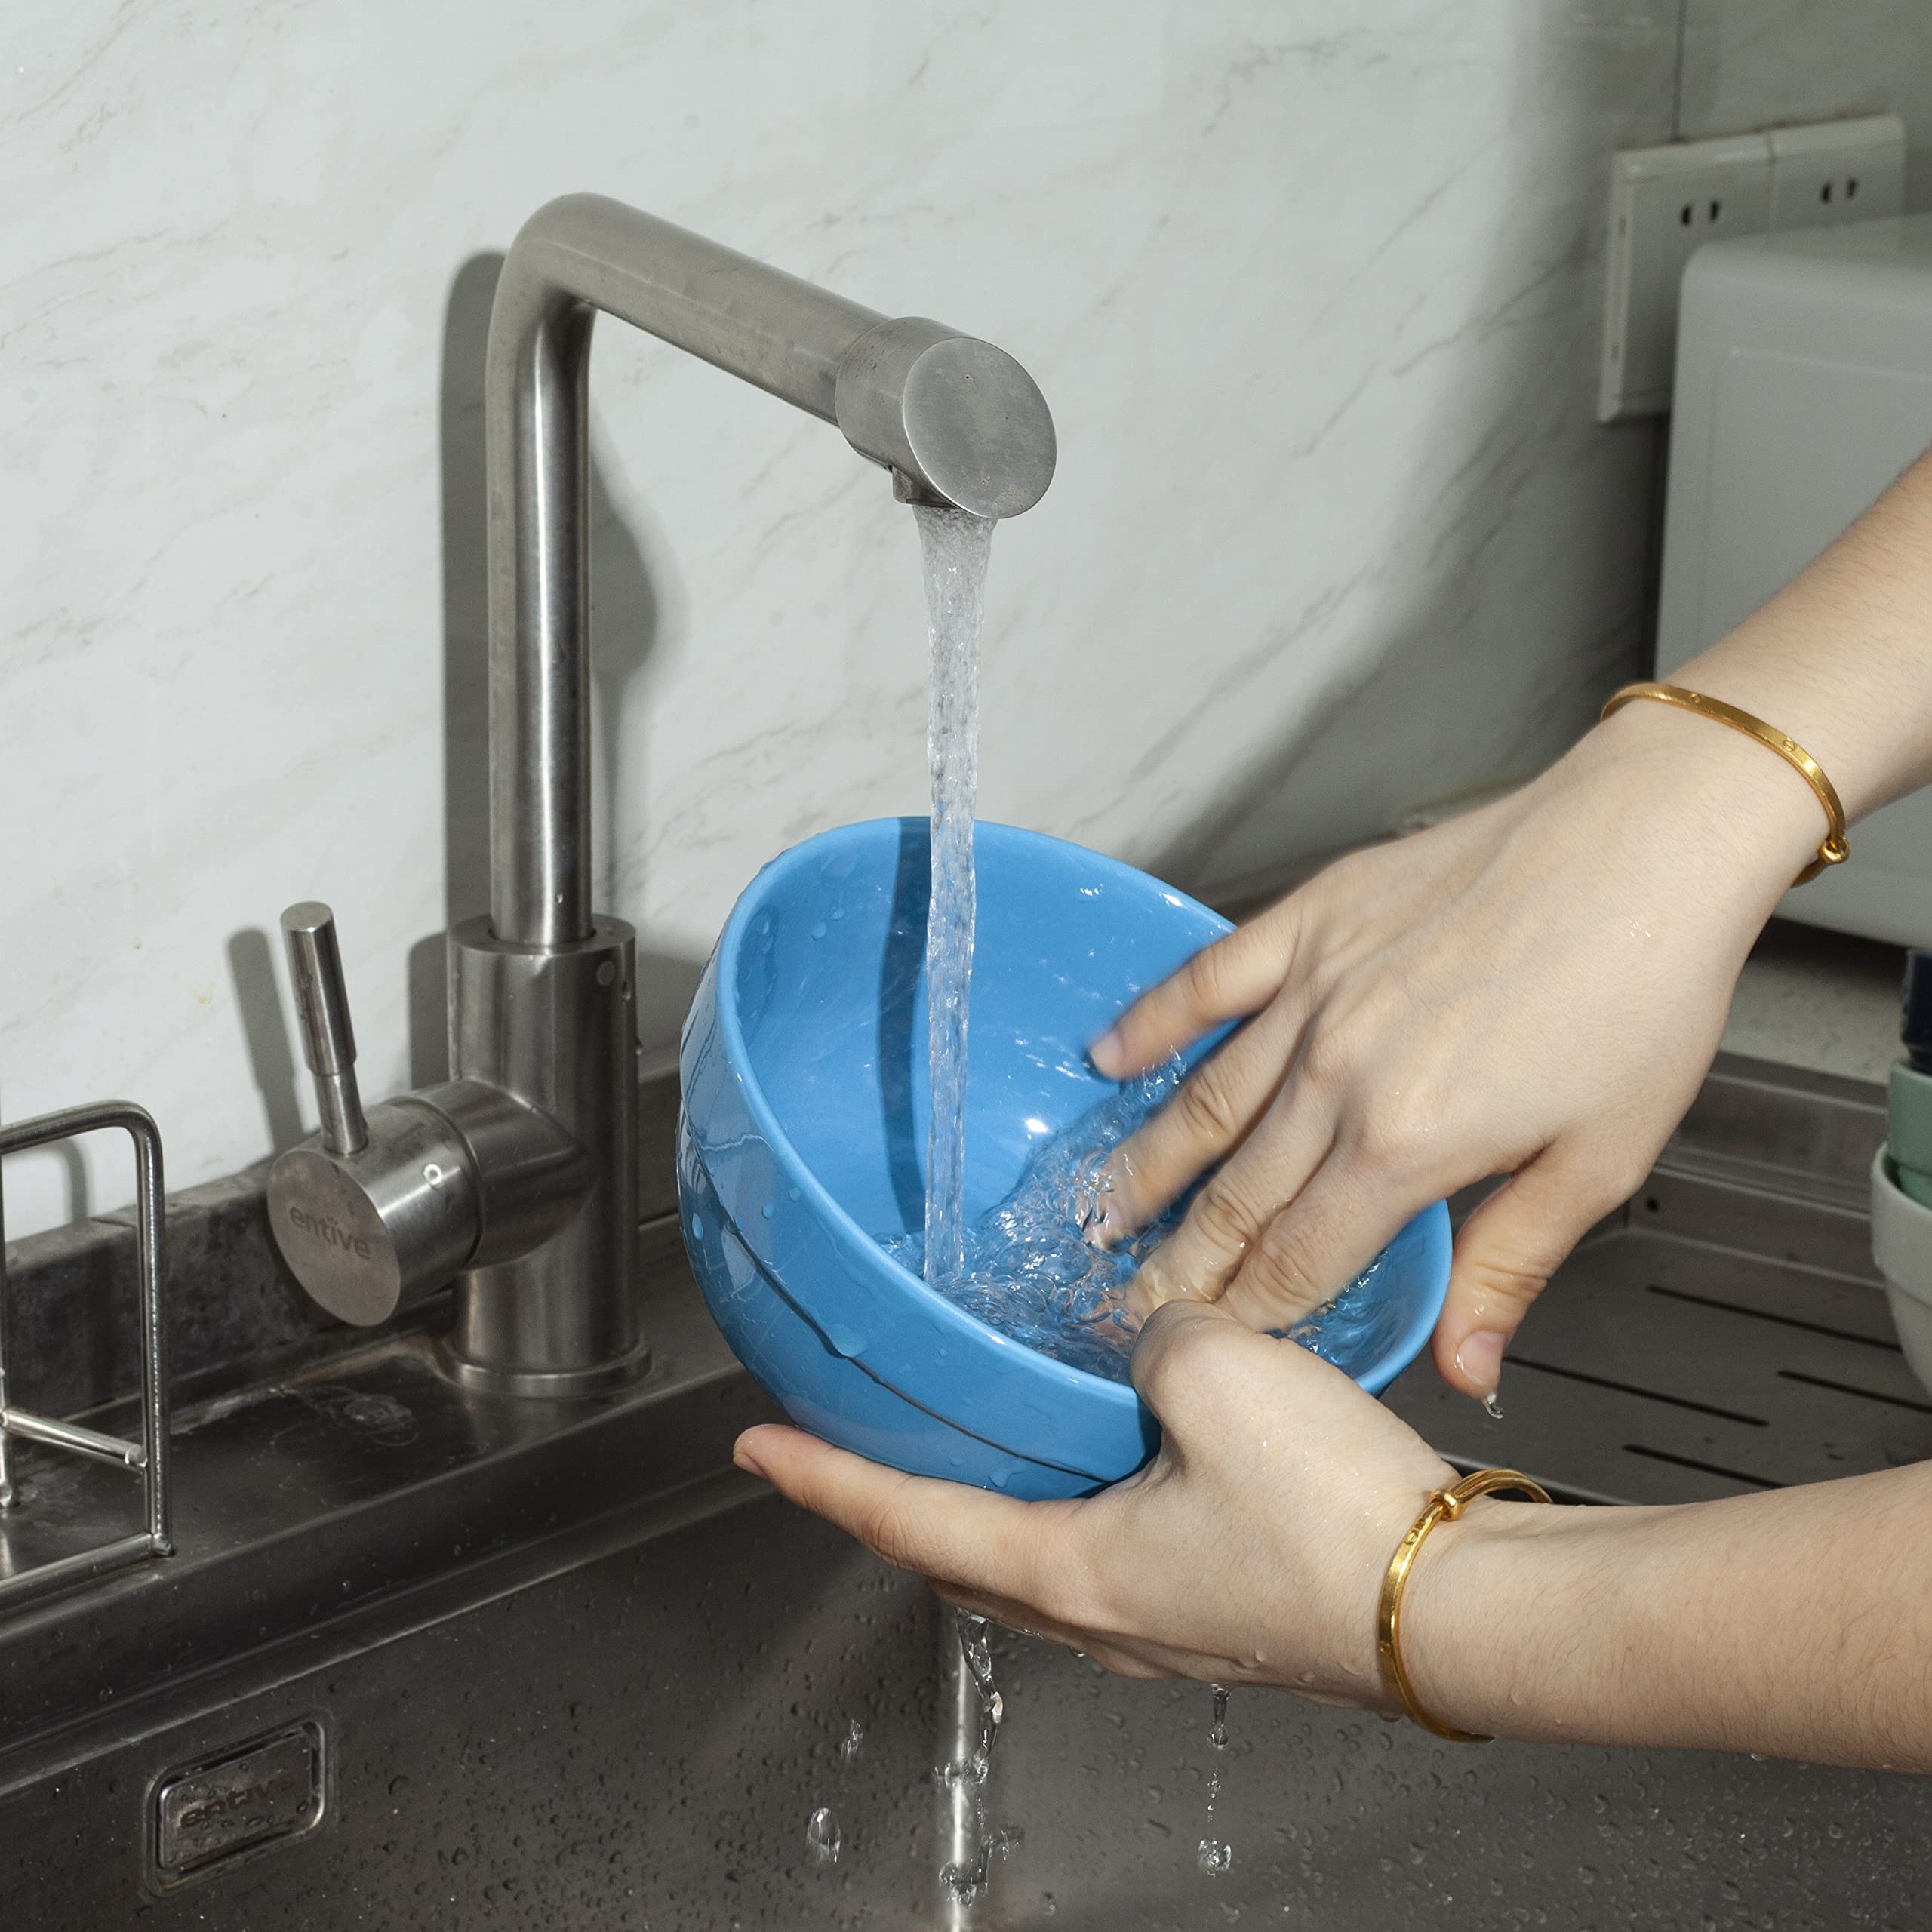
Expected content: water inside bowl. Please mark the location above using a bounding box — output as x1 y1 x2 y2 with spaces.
732 820 1226 1251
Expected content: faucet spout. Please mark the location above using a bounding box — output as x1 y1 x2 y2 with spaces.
484 192 1055 947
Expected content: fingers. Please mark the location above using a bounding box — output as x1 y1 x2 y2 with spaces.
1125 1079 1334 1319
1431 1144 1636 1397
1219 1158 1414 1335
734 1425 1069 1599
1089 903 1300 1081
1093 999 1305 1242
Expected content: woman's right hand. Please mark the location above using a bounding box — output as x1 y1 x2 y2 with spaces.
1088 698 1826 1398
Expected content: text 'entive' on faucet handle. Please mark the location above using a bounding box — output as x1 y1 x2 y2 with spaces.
280 902 368 1156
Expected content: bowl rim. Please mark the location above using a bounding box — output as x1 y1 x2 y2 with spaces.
706 815 1447 1418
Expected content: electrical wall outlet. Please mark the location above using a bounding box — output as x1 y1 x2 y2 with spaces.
1767 115 1905 234
1597 113 1906 423
1598 134 1773 421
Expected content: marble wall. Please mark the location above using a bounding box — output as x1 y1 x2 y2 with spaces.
0 2 1897 1232
1680 0 1932 199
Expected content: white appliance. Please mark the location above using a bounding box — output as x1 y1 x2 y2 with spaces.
1657 213 1932 947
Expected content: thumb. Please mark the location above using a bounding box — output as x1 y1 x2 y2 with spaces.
1432 1146 1615 1399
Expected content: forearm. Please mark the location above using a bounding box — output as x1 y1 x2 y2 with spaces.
1402 1466 1932 1768
1667 443 1932 826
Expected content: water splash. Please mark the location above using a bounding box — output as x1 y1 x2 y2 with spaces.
884 1059 1190 1377
882 1078 1396 1384
937 1611 1019 1906
915 503 996 1289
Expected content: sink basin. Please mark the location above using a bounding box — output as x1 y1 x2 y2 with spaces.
12 1481 1921 1929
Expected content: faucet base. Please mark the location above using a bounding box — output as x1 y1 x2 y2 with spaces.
448 914 644 1389
436 1337 653 1399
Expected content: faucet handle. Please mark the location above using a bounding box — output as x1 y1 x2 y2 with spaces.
280 901 368 1156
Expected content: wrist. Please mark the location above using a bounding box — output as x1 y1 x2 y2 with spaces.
1558 697 1828 917
1386 1493 1583 1741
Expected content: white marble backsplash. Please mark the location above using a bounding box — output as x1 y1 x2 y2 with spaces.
1680 0 1932 202
0 2 1881 1232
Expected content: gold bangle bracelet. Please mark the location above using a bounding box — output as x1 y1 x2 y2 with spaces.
1599 680 1850 887
1377 1467 1552 1744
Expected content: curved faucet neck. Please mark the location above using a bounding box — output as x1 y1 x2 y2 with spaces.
481 192 1054 949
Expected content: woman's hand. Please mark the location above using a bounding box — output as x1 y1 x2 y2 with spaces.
1088 702 1825 1398
741 1299 1932 1770
734 1300 1456 1701
743 450 1932 1773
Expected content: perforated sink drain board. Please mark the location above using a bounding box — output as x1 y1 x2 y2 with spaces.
1385 1057 1913 1506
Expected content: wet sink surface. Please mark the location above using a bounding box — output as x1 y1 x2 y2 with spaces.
3 1058 1927 1927
12 1491 1922 1930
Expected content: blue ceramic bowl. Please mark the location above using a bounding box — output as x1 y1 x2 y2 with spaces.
678 817 1450 1500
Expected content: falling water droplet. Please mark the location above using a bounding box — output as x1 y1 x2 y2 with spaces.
1198 1682 1234 1879
840 1719 864 1763
806 1806 841 1864
1482 1392 1503 1422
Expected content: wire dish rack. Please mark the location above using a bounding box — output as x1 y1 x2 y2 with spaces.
0 1102 171 1604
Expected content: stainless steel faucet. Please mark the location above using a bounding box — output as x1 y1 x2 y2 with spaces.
266 193 1057 1395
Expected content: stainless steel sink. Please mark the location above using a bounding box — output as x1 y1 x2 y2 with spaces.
1 1057 1928 1927
5 1487 1924 1930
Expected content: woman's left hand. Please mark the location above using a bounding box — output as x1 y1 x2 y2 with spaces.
734 1300 1455 1700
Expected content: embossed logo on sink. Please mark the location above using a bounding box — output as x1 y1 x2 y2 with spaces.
150 1719 328 1889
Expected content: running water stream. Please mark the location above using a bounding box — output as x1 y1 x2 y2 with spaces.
911 509 1020 1915
895 506 1368 1913
913 503 997 1288
1198 1682 1234 1876
897 507 1391 1377
938 1610 1019 1913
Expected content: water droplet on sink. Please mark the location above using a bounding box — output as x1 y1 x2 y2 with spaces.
806 1806 841 1863
761 1202 775 1219
811 921 827 940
